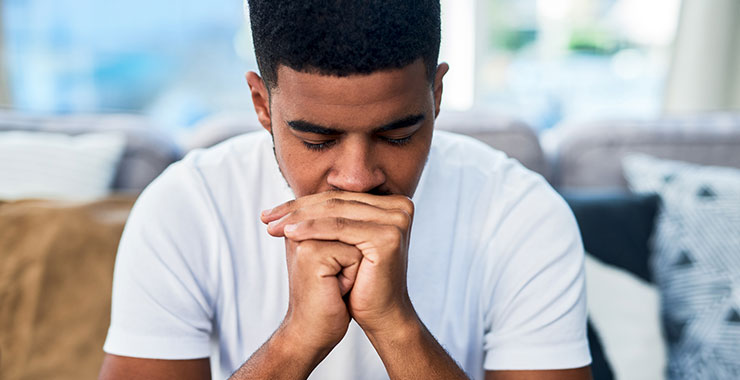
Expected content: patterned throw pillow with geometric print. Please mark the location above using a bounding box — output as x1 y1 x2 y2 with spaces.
623 154 740 380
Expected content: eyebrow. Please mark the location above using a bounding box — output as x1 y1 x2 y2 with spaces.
287 114 425 135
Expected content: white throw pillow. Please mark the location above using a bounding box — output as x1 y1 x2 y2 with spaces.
623 154 740 379
0 131 127 201
585 253 668 380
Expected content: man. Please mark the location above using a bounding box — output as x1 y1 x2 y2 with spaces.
99 1 592 379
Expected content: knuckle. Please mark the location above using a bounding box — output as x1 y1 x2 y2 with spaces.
391 195 414 217
383 225 404 243
324 197 344 209
404 199 415 217
334 217 349 230
391 210 411 229
294 243 307 257
284 199 297 210
324 189 344 200
287 209 301 219
295 240 318 256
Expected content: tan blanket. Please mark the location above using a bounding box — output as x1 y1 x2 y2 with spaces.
0 196 136 380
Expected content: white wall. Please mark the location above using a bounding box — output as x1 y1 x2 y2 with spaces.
439 0 476 111
0 0 10 107
664 0 740 113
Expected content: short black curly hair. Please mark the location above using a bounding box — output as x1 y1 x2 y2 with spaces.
246 0 441 90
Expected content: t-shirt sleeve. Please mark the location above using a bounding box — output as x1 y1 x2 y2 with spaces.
480 173 591 371
103 158 219 359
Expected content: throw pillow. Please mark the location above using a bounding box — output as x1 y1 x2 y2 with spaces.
585 253 667 380
564 192 665 380
623 154 740 379
0 131 126 201
564 192 660 283
0 196 135 380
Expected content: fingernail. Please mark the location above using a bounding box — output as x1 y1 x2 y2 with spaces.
267 220 278 229
284 224 298 233
261 208 273 217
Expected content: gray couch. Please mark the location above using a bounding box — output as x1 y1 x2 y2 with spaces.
543 113 740 190
184 111 740 191
6 108 737 197
4 108 740 380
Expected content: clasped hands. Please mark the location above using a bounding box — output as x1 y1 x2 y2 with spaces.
261 191 418 351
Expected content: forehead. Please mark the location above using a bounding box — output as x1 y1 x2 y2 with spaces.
271 61 431 127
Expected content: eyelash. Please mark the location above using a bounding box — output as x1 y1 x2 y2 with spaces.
302 136 413 151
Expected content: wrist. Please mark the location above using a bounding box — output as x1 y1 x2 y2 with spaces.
231 320 336 380
361 303 423 347
272 320 336 369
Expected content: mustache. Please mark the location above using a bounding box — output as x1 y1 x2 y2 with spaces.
329 185 393 196
367 186 394 196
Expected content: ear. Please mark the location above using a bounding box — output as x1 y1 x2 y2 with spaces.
246 71 273 133
433 62 449 119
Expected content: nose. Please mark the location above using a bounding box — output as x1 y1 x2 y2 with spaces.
326 137 386 193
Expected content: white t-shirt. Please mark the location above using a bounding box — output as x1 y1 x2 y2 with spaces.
104 130 591 379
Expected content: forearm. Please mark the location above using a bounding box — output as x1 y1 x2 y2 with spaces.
229 324 331 380
366 314 469 380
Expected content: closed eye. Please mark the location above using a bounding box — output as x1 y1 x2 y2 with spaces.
302 139 337 151
381 135 413 146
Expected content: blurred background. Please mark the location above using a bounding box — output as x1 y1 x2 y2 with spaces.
3 0 738 133
1 1 739 380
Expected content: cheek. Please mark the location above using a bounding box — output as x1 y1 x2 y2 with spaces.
382 136 431 194
274 137 330 196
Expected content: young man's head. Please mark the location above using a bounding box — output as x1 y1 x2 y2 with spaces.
245 0 448 198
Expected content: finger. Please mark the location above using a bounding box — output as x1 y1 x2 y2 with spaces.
266 198 411 237
261 190 413 224
293 240 363 296
285 218 404 262
324 241 363 296
338 261 359 296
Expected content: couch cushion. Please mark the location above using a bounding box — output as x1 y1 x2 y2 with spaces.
563 192 660 283
584 253 666 380
546 113 740 190
564 192 663 380
435 110 549 179
0 196 135 380
623 154 740 379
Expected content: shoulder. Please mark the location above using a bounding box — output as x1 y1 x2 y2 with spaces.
181 130 274 175
426 130 555 216
429 130 510 171
423 131 578 261
153 130 280 206
127 131 275 243
428 130 542 191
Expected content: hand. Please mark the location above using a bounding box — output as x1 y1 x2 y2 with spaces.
279 236 363 352
262 191 417 338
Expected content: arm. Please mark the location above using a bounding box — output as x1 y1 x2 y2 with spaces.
230 222 365 379
485 367 592 380
264 191 469 379
229 324 332 380
98 354 211 380
365 312 469 379
265 191 592 379
479 175 592 379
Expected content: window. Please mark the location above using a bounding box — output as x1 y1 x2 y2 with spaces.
3 0 682 132
440 0 681 130
2 0 253 129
